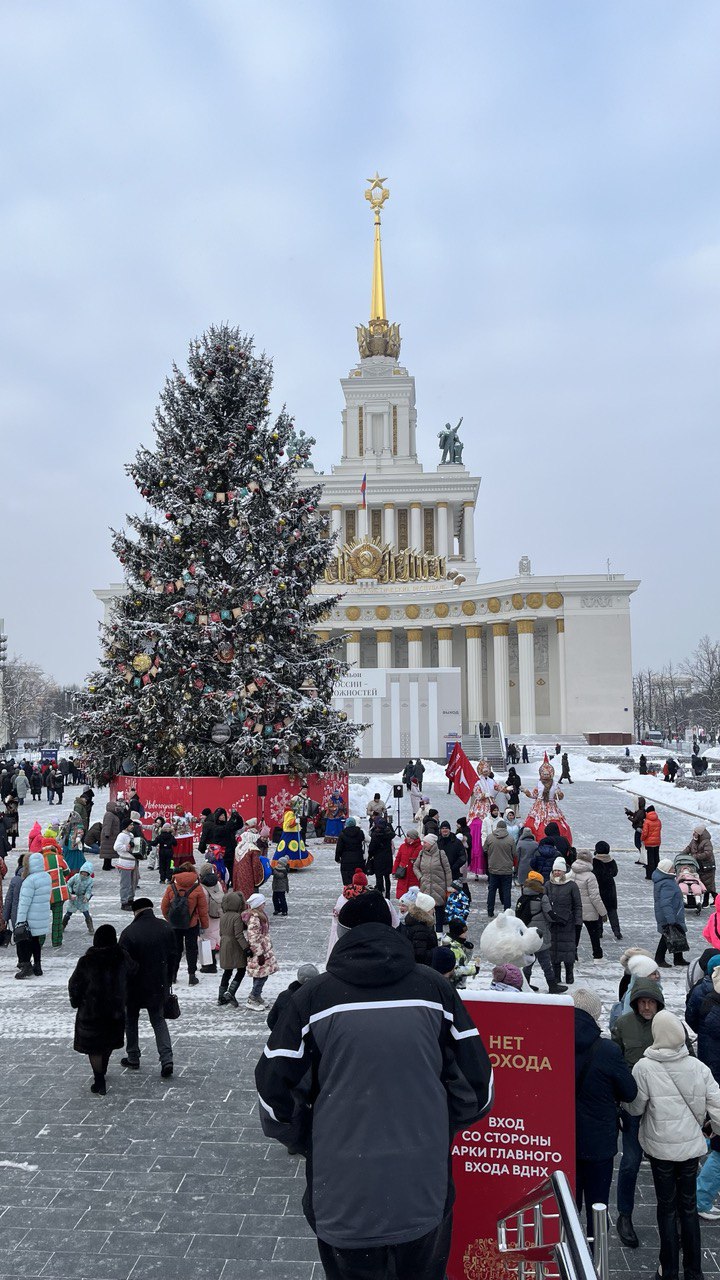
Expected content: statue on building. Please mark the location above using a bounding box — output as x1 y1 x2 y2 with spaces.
518 555 532 576
438 417 464 464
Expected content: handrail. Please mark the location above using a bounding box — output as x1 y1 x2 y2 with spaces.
497 1172 600 1280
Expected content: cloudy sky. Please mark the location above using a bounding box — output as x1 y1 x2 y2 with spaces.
2 1 719 686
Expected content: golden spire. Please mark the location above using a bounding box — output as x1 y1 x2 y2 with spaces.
357 174 401 359
366 172 388 321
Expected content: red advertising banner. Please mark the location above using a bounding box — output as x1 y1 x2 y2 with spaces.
110 771 348 834
448 991 575 1280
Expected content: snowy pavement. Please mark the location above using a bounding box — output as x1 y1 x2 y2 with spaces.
2 778 720 1278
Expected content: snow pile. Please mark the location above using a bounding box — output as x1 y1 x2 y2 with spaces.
348 775 398 821
558 754 626 782
614 772 720 826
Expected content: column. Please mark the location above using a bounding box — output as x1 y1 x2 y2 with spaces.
437 626 453 667
517 619 536 735
436 502 449 559
463 501 475 563
383 503 396 549
492 622 510 730
346 630 361 667
465 625 483 732
410 502 422 550
330 505 342 537
406 628 423 669
376 629 392 668
557 618 567 734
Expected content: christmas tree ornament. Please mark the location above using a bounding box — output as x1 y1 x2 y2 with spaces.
132 655 152 674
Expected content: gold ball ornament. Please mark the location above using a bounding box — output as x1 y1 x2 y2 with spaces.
132 654 153 674
229 517 238 528
172 743 187 758
172 534 181 543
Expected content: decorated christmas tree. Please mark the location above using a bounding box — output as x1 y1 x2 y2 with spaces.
72 325 357 782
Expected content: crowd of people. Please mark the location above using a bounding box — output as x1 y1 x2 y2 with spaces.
6 747 720 1279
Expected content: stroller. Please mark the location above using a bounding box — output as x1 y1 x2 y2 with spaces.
674 854 706 913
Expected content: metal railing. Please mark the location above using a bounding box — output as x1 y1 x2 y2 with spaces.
497 1172 606 1280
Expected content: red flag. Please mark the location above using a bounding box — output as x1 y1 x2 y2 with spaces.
445 743 479 804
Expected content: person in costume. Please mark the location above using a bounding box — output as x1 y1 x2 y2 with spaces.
522 754 572 845
323 792 347 843
467 763 505 878
271 810 314 870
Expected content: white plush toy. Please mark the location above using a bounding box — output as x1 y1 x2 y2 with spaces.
473 909 543 988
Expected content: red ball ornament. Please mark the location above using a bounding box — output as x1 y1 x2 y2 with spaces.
246 424 255 432
136 743 143 751
272 568 279 576
190 661 197 669
304 737 313 747
165 512 172 520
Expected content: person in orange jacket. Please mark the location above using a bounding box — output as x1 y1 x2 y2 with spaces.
641 805 663 881
41 833 70 949
161 862 209 986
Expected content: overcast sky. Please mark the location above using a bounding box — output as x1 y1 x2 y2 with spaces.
2 1 719 686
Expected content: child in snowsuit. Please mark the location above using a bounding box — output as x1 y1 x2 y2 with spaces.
152 823 178 884
443 919 477 988
446 879 470 927
271 857 289 917
63 861 95 934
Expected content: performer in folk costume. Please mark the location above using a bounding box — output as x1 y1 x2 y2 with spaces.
467 763 505 877
522 753 572 845
323 791 347 843
271 810 314 871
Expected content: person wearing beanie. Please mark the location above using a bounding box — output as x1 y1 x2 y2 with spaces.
63 861 96 936
483 819 515 919
334 817 366 886
400 890 442 965
611 978 665 1247
592 840 623 941
641 804 663 880
160 861 209 986
267 963 321 1031
415 836 452 932
572 851 607 963
271 855 290 918
430 945 456 980
546 859 582 987
397 886 419 915
68 923 136 1095
242 893 279 1012
368 816 394 899
440 919 477 989
490 963 523 993
445 879 471 928
119 898 177 1076
256 855 493 1279
438 821 467 882
530 834 560 883
627 1009 720 1279
517 872 567 994
687 946 720 997
653 859 688 969
572 987 636 1237
391 827 422 899
516 826 539 888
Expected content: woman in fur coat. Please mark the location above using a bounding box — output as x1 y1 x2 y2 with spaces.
68 924 136 1094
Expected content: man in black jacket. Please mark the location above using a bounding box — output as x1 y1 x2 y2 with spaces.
255 892 493 1280
119 898 176 1078
438 821 467 881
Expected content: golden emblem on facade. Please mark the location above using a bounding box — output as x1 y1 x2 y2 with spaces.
545 591 563 609
526 592 543 609
487 597 501 613
324 538 446 585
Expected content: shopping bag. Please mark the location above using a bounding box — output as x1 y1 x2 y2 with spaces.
199 937 213 967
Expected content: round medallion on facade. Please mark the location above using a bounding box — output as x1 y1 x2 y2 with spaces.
526 591 543 609
434 603 449 618
487 597 501 613
405 604 420 619
545 591 564 609
461 600 476 616
349 540 383 578
512 593 524 609
345 606 361 621
375 605 390 620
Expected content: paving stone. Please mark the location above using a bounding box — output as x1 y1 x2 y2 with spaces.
100 1230 195 1256
273 1237 323 1262
40 1254 139 1279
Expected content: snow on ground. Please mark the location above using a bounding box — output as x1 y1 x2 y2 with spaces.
614 771 720 826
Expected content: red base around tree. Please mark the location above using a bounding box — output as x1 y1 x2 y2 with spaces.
109 771 348 833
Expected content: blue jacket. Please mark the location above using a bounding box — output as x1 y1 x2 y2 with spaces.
574 1010 637 1161
652 869 686 931
66 863 94 913
16 852 52 937
686 975 720 1084
530 839 557 882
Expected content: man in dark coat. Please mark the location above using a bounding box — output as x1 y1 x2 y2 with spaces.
438 821 467 881
198 807 241 880
572 988 637 1236
334 818 366 885
413 758 425 786
119 898 176 1077
255 892 493 1279
368 817 394 898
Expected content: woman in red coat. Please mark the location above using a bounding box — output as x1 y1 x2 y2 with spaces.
232 839 265 902
391 827 422 899
641 805 663 880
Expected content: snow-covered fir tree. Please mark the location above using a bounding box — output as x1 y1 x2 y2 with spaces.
72 325 357 781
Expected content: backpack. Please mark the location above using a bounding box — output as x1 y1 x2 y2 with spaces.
166 879 199 930
515 895 534 927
